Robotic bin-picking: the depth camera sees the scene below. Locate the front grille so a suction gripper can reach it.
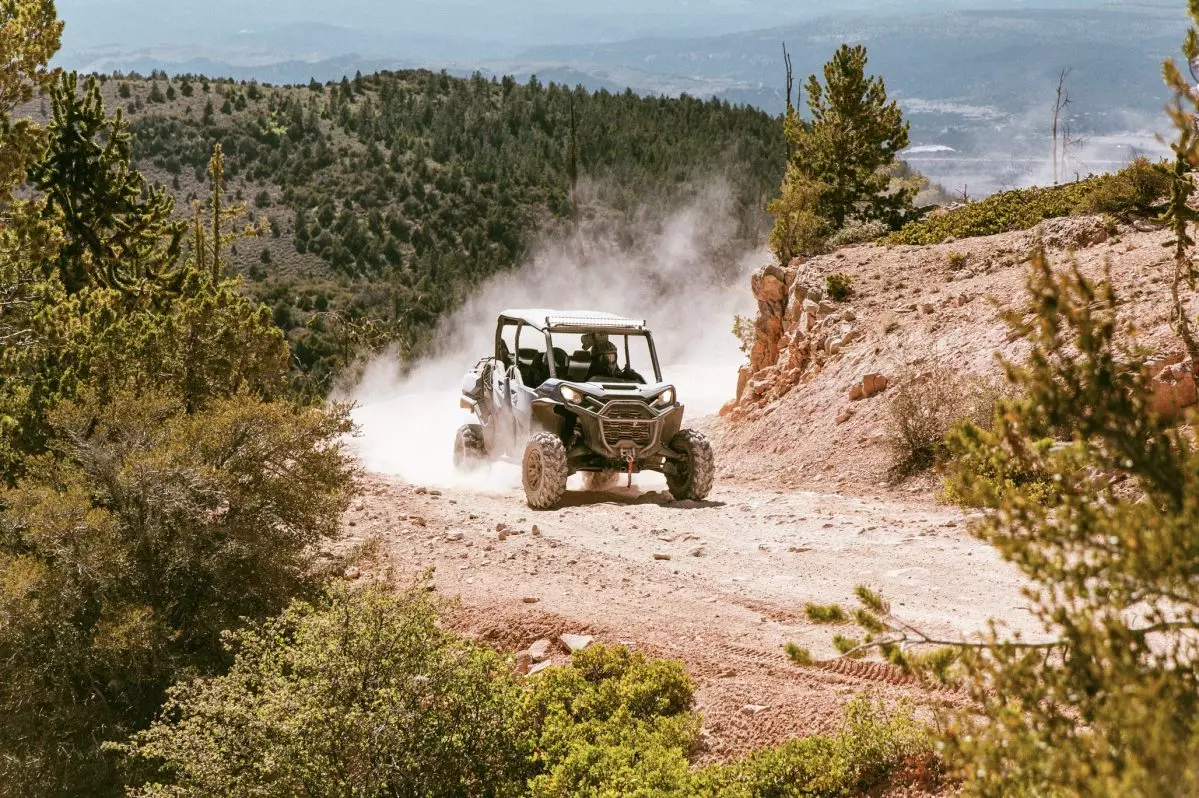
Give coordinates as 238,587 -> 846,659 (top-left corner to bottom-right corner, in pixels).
602,420 -> 653,447
600,401 -> 656,448
604,402 -> 654,420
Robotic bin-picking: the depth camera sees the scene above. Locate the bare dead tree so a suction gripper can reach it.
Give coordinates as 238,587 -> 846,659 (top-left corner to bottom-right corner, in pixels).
1051,67 -> 1073,185
782,41 -> 796,161
782,41 -> 794,116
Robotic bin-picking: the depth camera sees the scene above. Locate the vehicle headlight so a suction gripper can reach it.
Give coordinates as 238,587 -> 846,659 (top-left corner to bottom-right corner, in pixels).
560,385 -> 583,404
654,387 -> 676,407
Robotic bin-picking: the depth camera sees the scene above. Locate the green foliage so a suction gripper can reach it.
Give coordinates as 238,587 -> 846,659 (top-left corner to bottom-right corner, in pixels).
853,585 -> 888,615
124,70 -> 784,396
0,392 -> 357,796
825,272 -> 854,301
1073,156 -> 1171,216
525,644 -> 700,797
940,429 -> 1059,509
885,180 -> 1097,245
886,159 -> 1170,246
792,584 -> 967,686
126,584 -> 936,798
832,634 -> 864,657
805,602 -> 849,624
0,270 -> 291,478
768,169 -> 829,262
824,218 -> 888,249
782,44 -> 912,234
0,0 -> 62,198
30,72 -> 186,295
784,642 -> 813,666
936,248 -> 1199,795
123,582 -> 527,798
696,698 -> 938,797
947,250 -> 967,269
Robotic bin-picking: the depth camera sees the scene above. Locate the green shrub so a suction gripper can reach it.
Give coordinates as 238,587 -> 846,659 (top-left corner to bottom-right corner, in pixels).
784,642 -> 814,665
1074,156 -> 1170,216
121,581 -> 530,798
0,392 -> 356,796
942,426 -> 1059,508
826,272 -> 854,301
121,586 -> 936,798
947,250 -> 967,269
525,644 -> 700,798
884,180 -> 1098,245
885,159 -> 1170,246
826,219 -> 888,249
696,698 -> 939,797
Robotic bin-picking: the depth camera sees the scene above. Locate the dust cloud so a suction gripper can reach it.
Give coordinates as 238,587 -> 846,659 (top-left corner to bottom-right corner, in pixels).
346,182 -> 764,491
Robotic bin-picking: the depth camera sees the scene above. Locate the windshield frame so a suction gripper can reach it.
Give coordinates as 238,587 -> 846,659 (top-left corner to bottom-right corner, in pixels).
545,329 -> 662,383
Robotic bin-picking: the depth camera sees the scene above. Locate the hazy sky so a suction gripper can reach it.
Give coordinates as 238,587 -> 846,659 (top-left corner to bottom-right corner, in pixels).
55,0 -> 1135,60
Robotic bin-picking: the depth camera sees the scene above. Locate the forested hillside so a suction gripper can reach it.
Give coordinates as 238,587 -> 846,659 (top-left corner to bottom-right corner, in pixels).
75,71 -> 784,396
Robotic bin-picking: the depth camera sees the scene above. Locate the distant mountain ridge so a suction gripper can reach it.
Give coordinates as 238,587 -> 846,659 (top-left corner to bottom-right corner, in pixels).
57,5 -> 1184,192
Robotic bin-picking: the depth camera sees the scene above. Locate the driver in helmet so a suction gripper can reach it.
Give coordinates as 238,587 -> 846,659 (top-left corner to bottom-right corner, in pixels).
587,338 -> 620,380
586,335 -> 646,383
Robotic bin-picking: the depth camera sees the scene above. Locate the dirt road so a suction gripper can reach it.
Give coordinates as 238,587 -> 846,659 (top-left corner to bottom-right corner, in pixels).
339,467 -> 1036,758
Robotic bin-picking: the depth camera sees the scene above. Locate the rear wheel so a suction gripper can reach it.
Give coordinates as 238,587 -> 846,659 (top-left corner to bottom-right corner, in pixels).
581,470 -> 621,491
666,429 -> 715,501
453,424 -> 487,472
523,433 -> 570,509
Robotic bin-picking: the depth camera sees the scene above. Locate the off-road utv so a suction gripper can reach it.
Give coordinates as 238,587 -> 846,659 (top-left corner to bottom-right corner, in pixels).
455,309 -> 715,509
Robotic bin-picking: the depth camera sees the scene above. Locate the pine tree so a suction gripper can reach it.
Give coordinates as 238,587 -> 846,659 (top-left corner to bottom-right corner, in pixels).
189,144 -> 260,281
0,0 -> 62,197
772,43 -> 911,255
29,72 -> 186,295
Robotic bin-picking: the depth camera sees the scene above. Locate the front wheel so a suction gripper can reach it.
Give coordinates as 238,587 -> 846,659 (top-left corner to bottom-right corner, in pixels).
666,429 -> 715,501
453,424 -> 488,472
523,432 -> 570,509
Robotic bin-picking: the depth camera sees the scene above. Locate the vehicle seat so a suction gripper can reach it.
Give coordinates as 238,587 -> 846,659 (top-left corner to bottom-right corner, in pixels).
551,348 -> 568,377
517,348 -> 540,385
566,350 -> 591,381
532,349 -> 568,386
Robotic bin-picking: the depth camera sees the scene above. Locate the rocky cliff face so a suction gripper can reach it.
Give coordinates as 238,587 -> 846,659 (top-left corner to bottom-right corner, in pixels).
716,217 -> 1198,493
731,259 -> 871,413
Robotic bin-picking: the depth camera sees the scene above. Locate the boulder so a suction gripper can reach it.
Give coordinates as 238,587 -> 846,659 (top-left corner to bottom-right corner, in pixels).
1151,359 -> 1197,420
850,373 -> 889,402
528,639 -> 553,662
863,373 -> 890,397
527,661 -> 554,676
736,364 -> 751,402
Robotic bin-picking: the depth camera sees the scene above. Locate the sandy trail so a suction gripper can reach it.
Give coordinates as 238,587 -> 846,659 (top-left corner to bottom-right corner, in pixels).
340,463 -> 1036,758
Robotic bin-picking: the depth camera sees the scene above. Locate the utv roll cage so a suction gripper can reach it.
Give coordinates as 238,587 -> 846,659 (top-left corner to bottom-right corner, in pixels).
495,309 -> 663,387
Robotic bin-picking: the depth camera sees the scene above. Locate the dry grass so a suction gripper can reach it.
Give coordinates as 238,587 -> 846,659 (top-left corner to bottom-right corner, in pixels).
885,366 -> 1012,479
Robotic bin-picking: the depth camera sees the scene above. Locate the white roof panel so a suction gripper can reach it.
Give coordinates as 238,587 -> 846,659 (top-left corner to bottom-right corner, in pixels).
499,309 -> 645,330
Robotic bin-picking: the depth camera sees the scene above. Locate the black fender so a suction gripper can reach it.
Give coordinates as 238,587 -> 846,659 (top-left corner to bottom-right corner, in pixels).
531,398 -> 567,437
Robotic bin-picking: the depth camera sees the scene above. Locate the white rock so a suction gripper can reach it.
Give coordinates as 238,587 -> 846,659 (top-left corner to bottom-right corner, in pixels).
527,661 -> 554,676
560,634 -> 594,652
